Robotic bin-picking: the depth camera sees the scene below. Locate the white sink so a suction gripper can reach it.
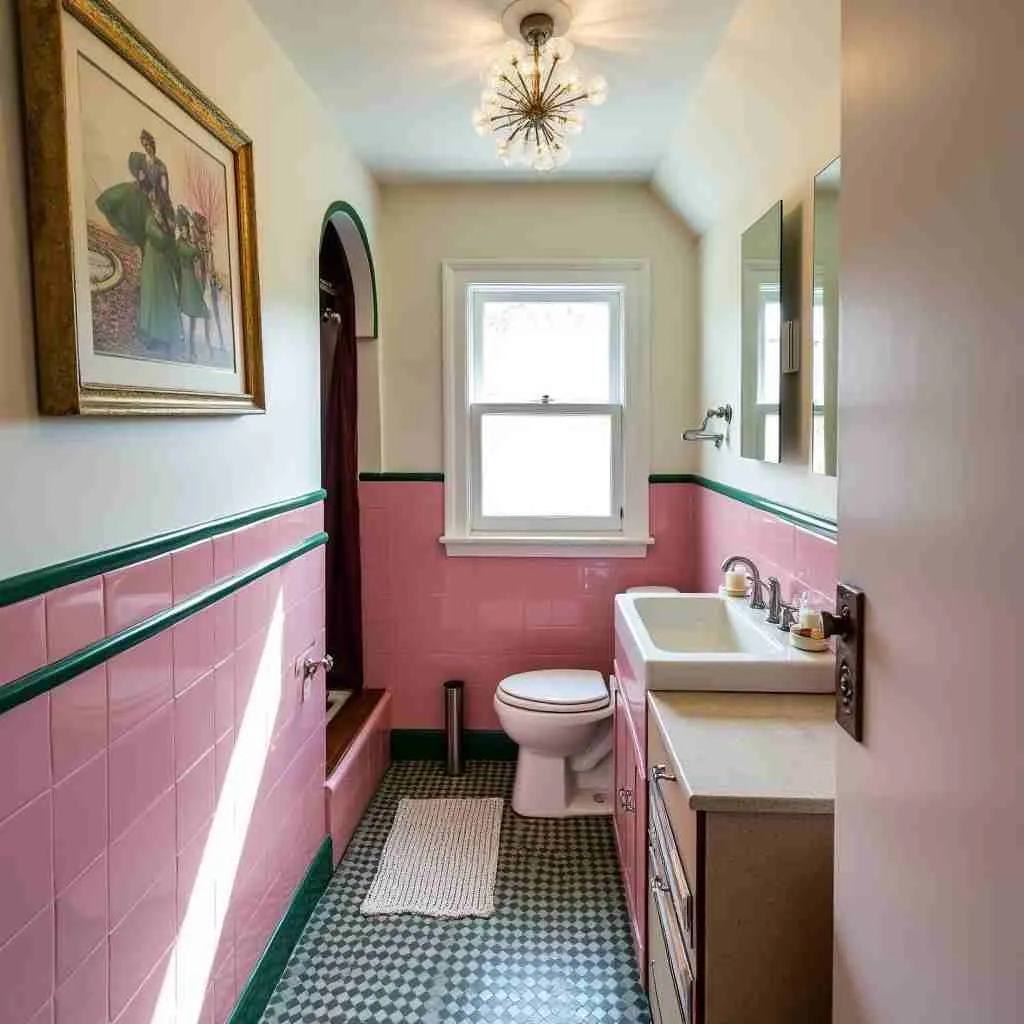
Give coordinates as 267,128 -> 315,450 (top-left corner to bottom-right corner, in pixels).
615,593 -> 834,693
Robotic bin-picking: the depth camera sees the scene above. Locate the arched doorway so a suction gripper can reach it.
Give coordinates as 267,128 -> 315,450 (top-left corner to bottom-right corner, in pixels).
319,216 -> 366,692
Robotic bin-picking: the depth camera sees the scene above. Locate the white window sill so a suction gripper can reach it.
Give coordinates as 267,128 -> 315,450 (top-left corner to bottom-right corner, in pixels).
439,535 -> 655,559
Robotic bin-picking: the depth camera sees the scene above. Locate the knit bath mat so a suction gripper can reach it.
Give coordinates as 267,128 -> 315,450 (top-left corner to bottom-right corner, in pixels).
360,797 -> 503,918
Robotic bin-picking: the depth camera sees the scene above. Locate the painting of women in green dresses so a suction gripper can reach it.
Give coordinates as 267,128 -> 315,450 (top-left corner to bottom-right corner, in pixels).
82,57 -> 235,370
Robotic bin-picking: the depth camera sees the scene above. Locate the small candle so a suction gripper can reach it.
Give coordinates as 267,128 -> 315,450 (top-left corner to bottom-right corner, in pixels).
724,569 -> 747,592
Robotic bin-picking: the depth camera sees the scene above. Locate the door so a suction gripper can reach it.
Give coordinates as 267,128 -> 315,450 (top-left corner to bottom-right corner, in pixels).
836,2 -> 1023,1021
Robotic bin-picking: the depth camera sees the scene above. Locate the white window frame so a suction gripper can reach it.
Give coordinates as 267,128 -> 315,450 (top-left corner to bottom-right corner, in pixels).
441,260 -> 652,558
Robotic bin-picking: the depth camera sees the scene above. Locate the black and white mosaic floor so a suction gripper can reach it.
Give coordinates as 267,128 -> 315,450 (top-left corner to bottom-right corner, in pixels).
261,761 -> 650,1024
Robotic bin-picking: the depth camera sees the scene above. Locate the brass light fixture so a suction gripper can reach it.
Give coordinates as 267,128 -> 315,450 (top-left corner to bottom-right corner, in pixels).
473,6 -> 607,172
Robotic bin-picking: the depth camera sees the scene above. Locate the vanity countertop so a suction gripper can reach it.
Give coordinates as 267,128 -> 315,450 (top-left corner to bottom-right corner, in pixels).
647,691 -> 836,814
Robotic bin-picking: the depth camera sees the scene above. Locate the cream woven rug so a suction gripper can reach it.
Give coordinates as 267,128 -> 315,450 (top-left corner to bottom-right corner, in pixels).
360,797 -> 503,918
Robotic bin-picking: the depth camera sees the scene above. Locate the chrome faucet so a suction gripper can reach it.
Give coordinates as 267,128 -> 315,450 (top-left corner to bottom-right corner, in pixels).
763,577 -> 784,623
719,555 -> 766,610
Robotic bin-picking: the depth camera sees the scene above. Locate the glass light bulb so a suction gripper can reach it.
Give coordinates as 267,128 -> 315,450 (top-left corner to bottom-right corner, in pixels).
552,143 -> 571,167
547,37 -> 575,63
562,110 -> 585,135
534,149 -> 556,172
472,108 -> 491,136
587,74 -> 609,106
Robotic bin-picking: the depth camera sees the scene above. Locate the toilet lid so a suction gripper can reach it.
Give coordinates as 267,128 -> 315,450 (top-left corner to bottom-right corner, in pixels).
497,670 -> 609,713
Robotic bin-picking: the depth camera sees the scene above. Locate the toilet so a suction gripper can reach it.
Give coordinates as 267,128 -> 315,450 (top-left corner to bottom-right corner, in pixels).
494,668 -> 614,818
494,586 -> 679,819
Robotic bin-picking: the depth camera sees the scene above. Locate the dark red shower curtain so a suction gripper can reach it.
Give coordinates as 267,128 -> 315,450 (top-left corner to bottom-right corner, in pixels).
321,227 -> 363,690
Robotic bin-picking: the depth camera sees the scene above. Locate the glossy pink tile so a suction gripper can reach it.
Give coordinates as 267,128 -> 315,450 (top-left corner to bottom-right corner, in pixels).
110,945 -> 174,1024
55,940 -> 107,1024
46,579 -> 104,662
175,669 -> 216,776
212,596 -> 235,666
27,999 -> 53,1024
176,816 -> 214,930
55,853 -> 106,984
104,556 -> 172,634
0,597 -> 47,687
172,541 -> 214,603
108,866 -> 176,1018
109,703 -> 174,841
793,527 -> 839,600
0,792 -> 53,946
53,752 -> 106,893
0,906 -> 55,1024
0,696 -> 51,822
212,954 -> 236,1024
173,607 -> 217,695
51,666 -> 106,782
177,749 -> 215,853
213,657 -> 235,739
212,534 -> 235,583
108,787 -> 174,927
107,634 -> 173,742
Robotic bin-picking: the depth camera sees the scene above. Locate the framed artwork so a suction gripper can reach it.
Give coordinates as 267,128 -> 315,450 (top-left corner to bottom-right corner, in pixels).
18,0 -> 265,415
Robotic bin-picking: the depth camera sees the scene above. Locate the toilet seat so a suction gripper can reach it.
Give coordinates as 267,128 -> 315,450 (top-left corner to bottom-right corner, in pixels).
496,669 -> 608,713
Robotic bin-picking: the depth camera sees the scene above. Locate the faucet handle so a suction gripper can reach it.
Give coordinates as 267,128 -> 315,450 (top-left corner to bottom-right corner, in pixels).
748,577 -> 768,610
779,605 -> 799,632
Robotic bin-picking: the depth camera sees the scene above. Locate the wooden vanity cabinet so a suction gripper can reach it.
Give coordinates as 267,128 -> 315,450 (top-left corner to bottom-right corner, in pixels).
647,707 -> 834,1024
611,674 -> 646,973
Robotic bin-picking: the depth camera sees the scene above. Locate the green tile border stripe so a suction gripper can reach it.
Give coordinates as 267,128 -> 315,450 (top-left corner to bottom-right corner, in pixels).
229,835 -> 333,1024
681,474 -> 838,539
391,728 -> 518,762
358,471 -> 444,482
0,531 -> 328,718
0,489 -> 326,609
357,473 -> 837,539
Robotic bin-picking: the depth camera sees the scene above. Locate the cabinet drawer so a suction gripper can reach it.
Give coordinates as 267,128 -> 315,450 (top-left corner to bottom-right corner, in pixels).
647,715 -> 700,902
648,843 -> 694,1024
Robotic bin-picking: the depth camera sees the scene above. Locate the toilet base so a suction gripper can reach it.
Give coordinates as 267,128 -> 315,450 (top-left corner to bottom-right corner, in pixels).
511,750 -> 613,818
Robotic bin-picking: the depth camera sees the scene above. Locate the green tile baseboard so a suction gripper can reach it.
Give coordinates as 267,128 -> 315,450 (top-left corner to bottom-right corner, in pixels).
390,729 -> 518,762
0,489 -> 326,609
358,471 -> 445,482
228,835 -> 334,1024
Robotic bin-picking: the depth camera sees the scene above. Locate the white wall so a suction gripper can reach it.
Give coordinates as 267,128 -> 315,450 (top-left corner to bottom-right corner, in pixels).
654,0 -> 841,520
0,0 -> 376,577
376,182 -> 700,474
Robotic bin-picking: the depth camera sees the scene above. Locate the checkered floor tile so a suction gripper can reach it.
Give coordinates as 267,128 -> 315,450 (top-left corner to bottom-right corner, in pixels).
261,761 -> 650,1024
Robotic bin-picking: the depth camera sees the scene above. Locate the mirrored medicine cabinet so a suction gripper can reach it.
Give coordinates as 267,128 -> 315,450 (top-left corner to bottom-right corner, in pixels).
811,157 -> 840,477
740,201 -> 784,463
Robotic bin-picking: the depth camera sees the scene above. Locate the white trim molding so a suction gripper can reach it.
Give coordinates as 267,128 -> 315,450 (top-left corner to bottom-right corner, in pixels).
441,259 -> 652,558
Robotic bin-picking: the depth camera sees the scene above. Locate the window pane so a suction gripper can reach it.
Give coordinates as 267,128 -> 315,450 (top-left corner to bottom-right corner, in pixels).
763,412 -> 780,463
477,300 -> 612,402
480,414 -> 613,518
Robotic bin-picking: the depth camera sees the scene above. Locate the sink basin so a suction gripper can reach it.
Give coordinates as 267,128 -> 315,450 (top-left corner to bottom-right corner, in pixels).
615,593 -> 834,693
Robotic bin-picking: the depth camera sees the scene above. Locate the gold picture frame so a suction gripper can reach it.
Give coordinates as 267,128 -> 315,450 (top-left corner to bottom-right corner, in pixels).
18,0 -> 265,415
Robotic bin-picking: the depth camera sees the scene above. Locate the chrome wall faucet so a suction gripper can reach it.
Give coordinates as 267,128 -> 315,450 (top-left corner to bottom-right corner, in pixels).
719,555 -> 766,610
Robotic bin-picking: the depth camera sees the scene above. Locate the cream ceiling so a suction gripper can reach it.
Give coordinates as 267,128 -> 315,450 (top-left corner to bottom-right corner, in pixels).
249,0 -> 743,180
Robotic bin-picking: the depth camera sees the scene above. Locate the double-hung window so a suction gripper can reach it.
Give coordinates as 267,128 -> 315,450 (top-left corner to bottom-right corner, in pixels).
442,261 -> 651,557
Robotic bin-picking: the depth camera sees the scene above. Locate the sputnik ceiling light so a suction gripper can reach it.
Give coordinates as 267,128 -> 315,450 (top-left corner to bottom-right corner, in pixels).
473,0 -> 607,172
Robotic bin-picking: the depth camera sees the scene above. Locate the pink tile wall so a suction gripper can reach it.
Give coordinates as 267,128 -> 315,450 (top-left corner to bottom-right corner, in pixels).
359,482 -> 697,731
361,481 -> 839,731
693,486 -> 839,609
0,503 -> 326,1024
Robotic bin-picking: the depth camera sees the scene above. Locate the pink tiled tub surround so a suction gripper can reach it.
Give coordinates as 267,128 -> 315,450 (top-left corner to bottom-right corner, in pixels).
694,485 -> 839,610
360,481 -> 697,731
0,501 -> 326,1024
325,692 -> 392,867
